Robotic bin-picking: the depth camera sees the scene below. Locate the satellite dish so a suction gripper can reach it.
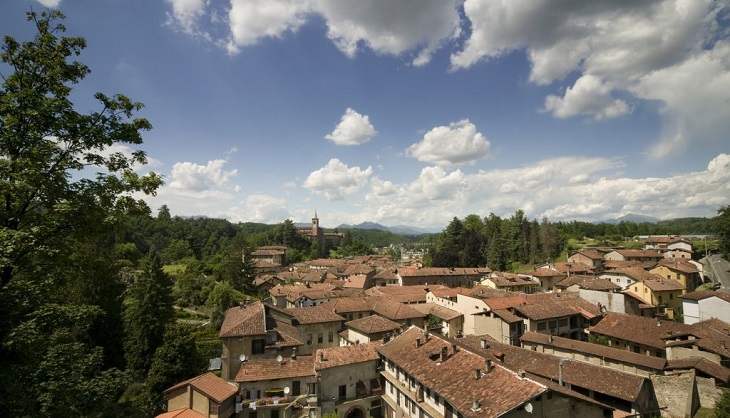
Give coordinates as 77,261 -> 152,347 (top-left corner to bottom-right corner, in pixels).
524,403 -> 533,413
239,354 -> 247,362
276,355 -> 283,363
284,387 -> 290,395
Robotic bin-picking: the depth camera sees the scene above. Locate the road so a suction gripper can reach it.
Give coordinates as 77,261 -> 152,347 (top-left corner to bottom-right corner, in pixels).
702,254 -> 730,291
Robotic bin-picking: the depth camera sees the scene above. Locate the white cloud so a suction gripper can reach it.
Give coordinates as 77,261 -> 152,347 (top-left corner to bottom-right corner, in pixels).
325,108 -> 377,146
543,75 -> 631,120
406,119 -> 491,166
168,159 -> 238,191
303,158 -> 373,200
36,0 -> 61,7
451,0 -> 728,159
226,0 -> 312,54
164,0 -> 209,38
313,0 -> 461,65
357,154 -> 730,228
224,194 -> 290,223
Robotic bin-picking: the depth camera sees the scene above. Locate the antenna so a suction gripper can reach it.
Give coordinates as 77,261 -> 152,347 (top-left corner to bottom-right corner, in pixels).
239,354 -> 247,362
284,387 -> 290,395
524,403 -> 533,413
276,355 -> 283,365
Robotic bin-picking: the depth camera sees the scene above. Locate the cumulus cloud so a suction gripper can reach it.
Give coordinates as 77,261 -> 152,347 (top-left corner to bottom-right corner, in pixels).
303,158 -> 373,200
543,75 -> 631,120
225,0 -> 312,54
313,0 -> 461,65
359,154 -> 730,229
36,0 -> 61,7
325,108 -> 377,146
168,159 -> 238,192
451,0 -> 729,158
406,119 -> 491,166
224,194 -> 290,223
164,0 -> 209,38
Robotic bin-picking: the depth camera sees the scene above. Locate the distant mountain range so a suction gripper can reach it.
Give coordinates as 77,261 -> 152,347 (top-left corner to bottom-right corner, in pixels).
600,213 -> 660,224
335,222 -> 437,235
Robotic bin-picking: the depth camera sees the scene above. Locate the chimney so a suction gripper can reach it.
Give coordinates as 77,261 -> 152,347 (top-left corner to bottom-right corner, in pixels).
486,359 -> 492,373
471,399 -> 481,412
517,369 -> 525,379
475,368 -> 481,380
416,338 -> 421,348
291,347 -> 297,360
452,343 -> 458,355
480,339 -> 490,349
440,346 -> 448,362
319,352 -> 325,363
548,335 -> 553,343
424,324 -> 429,341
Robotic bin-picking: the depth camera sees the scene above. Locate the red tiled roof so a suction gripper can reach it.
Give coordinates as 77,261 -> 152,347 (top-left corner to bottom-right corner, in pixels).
410,302 -> 462,321
281,306 -> 345,324
164,372 -> 238,404
588,313 -> 691,350
378,328 -> 546,418
666,358 -> 730,383
345,314 -> 402,334
458,335 -> 647,404
156,408 -> 207,418
513,293 -> 602,321
654,259 -> 700,274
219,302 -> 266,338
315,341 -> 382,370
642,277 -> 684,292
235,356 -> 316,382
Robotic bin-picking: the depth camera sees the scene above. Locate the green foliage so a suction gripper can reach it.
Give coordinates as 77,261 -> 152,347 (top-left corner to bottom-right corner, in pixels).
123,252 -> 175,376
716,206 -> 730,260
206,281 -> 247,329
588,334 -> 610,346
715,389 -> 730,417
145,324 -> 205,413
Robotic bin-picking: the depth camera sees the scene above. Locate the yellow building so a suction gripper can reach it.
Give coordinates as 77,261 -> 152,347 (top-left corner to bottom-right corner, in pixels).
629,276 -> 684,319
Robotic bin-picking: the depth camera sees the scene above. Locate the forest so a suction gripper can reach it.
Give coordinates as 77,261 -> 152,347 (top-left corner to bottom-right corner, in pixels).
2,10 -> 730,418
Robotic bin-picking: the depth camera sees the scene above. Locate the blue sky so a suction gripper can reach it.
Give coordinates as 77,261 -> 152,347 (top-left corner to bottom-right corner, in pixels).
2,0 -> 730,230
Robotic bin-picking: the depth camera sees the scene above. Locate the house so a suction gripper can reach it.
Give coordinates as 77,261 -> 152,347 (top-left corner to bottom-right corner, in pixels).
587,313 -> 730,365
269,283 -> 365,308
364,285 -> 433,304
219,301 -> 304,381
521,266 -> 567,292
341,315 -> 402,345
396,266 -> 490,287
604,249 -> 664,264
315,343 -> 383,418
162,372 -> 238,418
235,354 -> 317,418
651,259 -> 701,293
511,293 -> 602,341
378,327 -> 614,418
253,274 -> 286,293
567,250 -> 605,272
320,296 -> 426,328
410,302 -> 463,338
644,236 -> 694,259
250,246 -> 288,267
599,267 -> 657,290
267,305 -> 346,355
458,335 -> 659,417
626,276 -> 684,319
681,290 -> 730,325
554,275 -> 621,293
481,272 -> 539,293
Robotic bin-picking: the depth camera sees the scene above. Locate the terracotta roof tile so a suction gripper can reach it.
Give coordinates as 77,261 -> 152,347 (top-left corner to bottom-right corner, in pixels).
378,328 -> 546,418
220,302 -> 266,338
588,313 -> 691,350
458,335 -> 647,403
235,357 -> 316,382
164,372 -> 238,403
156,408 -> 207,418
666,358 -> 730,383
280,306 -> 345,324
410,303 -> 462,321
642,277 -> 684,292
345,315 -> 402,334
315,341 -> 382,370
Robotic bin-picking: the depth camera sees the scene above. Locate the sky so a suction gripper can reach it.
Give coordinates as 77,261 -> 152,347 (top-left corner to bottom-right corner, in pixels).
2,0 -> 730,231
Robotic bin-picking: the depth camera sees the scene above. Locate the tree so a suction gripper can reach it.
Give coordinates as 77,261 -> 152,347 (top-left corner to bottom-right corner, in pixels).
0,10 -> 162,290
716,206 -> 730,260
0,11 -> 161,416
145,324 -> 204,414
123,251 -> 175,376
715,389 -> 730,418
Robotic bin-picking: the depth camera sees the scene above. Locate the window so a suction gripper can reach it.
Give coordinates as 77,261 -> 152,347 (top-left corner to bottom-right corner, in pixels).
307,334 -> 313,345
318,333 -> 323,344
670,293 -> 674,300
252,339 -> 265,355
328,331 -> 334,342
339,385 -> 347,400
271,410 -> 279,418
537,322 -> 547,331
